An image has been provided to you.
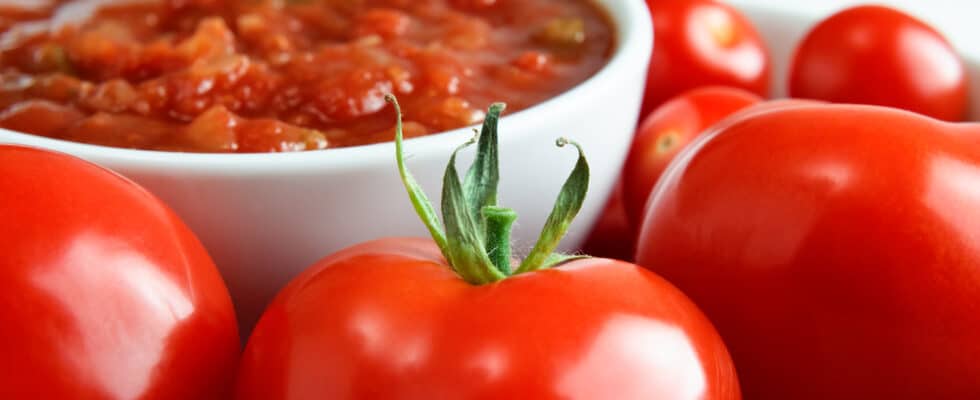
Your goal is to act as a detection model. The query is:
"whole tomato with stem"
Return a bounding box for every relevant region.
[789,5,968,121]
[636,104,980,399]
[236,95,741,399]
[0,146,240,399]
[641,0,771,117]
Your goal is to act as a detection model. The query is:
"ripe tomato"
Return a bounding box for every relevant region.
[237,238,739,399]
[789,5,968,121]
[237,96,741,399]
[0,145,240,399]
[636,104,980,399]
[582,87,760,260]
[641,0,771,117]
[622,86,761,226]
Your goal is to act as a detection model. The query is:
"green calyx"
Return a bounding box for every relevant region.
[386,94,590,285]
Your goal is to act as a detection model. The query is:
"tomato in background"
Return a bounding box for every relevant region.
[582,87,760,261]
[789,5,968,121]
[0,145,240,399]
[623,86,761,227]
[636,104,980,399]
[641,0,771,117]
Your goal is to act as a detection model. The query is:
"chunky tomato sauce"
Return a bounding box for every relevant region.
[0,0,613,152]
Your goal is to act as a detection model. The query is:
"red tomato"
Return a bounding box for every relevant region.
[623,86,761,226]
[583,87,760,260]
[0,145,240,399]
[236,238,739,399]
[641,0,771,117]
[584,97,815,261]
[237,95,740,399]
[636,104,980,399]
[789,5,968,121]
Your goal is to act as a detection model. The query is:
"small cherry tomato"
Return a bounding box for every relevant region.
[641,0,771,117]
[789,5,968,121]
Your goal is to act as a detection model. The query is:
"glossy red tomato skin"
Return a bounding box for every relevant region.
[623,86,761,226]
[636,105,980,399]
[789,5,968,121]
[237,237,740,400]
[641,0,771,117]
[0,145,240,399]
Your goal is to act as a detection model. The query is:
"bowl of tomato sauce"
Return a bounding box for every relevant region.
[0,0,652,331]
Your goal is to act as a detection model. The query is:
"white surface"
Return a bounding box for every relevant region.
[729,0,979,59]
[731,2,980,120]
[0,0,653,333]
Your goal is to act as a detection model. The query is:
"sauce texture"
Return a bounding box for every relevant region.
[0,0,613,152]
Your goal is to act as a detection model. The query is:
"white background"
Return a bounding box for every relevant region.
[728,0,979,59]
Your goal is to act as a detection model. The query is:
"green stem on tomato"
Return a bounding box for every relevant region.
[391,95,449,256]
[440,134,507,284]
[464,103,506,242]
[385,94,591,285]
[515,138,590,274]
[483,205,517,275]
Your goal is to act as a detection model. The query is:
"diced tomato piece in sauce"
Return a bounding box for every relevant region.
[63,113,179,149]
[354,9,412,39]
[0,100,84,137]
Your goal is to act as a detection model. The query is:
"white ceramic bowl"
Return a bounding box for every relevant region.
[0,0,653,331]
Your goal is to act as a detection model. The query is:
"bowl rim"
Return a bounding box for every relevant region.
[0,0,653,174]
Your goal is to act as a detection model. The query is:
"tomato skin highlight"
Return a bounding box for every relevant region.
[636,104,980,399]
[641,0,771,117]
[789,5,968,121]
[236,237,740,400]
[0,145,240,399]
